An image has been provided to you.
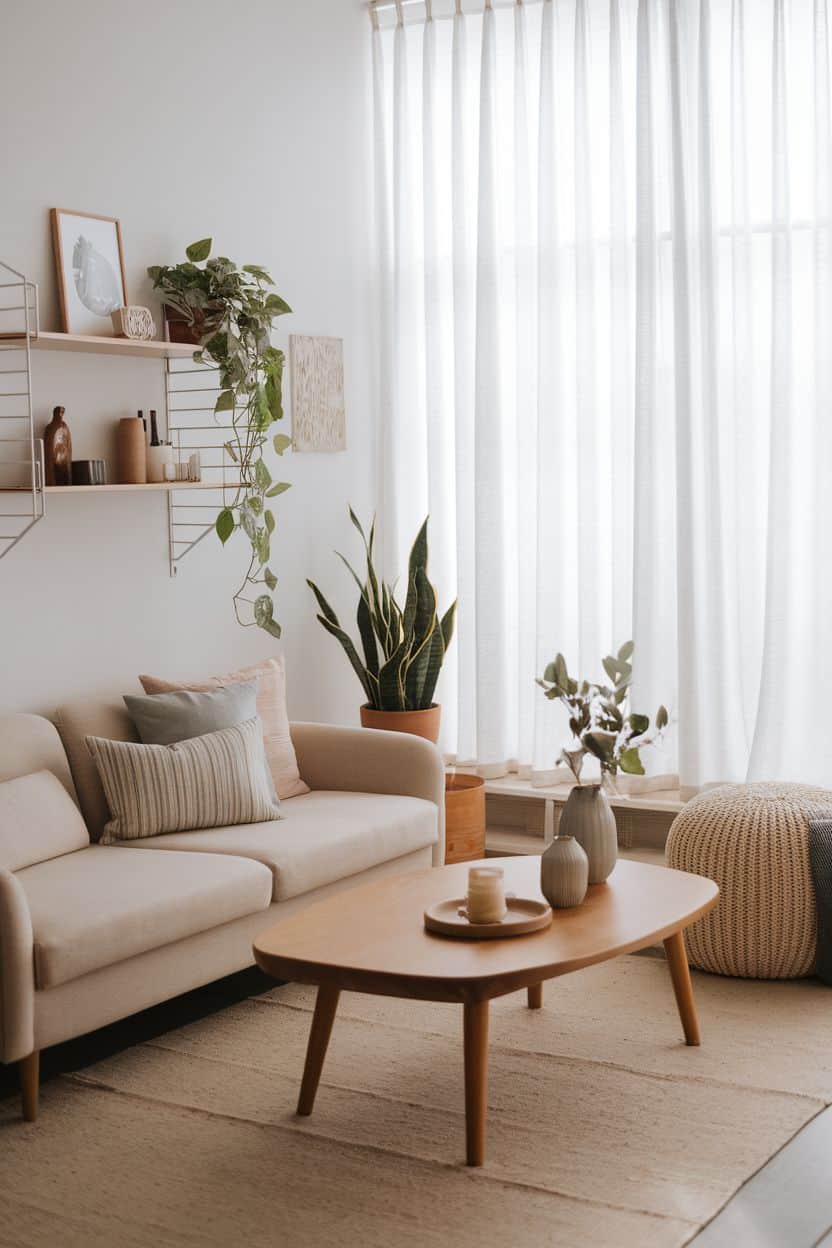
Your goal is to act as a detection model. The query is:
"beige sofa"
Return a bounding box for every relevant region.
[0,698,445,1122]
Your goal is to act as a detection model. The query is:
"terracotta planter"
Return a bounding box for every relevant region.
[359,703,441,743]
[444,774,486,865]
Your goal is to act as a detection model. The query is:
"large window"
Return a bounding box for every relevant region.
[372,0,832,789]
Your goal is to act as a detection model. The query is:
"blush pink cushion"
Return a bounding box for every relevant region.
[139,657,309,800]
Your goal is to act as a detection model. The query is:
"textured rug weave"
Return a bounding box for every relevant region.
[1,955,830,1248]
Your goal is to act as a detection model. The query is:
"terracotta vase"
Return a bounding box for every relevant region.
[444,774,486,865]
[540,835,589,908]
[164,305,221,345]
[359,703,441,743]
[559,783,618,884]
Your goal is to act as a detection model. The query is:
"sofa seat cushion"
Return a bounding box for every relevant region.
[113,790,439,902]
[16,845,273,990]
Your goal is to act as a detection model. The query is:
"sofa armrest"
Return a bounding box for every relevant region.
[0,868,35,1064]
[290,722,445,866]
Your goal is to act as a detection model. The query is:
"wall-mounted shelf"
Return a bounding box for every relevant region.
[0,264,234,575]
[30,331,198,360]
[40,481,239,495]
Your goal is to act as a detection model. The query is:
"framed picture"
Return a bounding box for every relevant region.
[50,208,127,335]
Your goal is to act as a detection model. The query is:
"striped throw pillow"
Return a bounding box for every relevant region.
[87,718,280,844]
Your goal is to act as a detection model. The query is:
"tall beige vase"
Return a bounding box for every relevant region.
[559,784,618,884]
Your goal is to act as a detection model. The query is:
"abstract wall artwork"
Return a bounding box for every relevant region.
[289,334,346,452]
[51,209,127,336]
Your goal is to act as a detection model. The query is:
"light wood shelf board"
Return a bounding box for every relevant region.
[42,481,239,494]
[29,332,198,360]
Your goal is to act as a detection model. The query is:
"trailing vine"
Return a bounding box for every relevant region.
[149,239,292,637]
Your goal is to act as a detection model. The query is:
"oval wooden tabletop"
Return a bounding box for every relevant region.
[253,857,718,1004]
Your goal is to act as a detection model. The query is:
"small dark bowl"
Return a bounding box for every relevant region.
[71,459,107,486]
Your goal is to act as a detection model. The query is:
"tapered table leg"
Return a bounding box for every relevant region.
[527,983,543,1009]
[664,930,701,1046]
[297,984,341,1116]
[463,999,489,1166]
[19,1051,39,1122]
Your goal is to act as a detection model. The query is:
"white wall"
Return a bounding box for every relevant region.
[0,0,376,721]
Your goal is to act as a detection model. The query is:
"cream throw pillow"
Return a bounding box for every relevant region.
[139,656,309,800]
[87,719,280,844]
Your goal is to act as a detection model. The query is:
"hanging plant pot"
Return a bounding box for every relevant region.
[163,304,223,345]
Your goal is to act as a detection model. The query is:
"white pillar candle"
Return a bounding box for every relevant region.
[466,866,507,924]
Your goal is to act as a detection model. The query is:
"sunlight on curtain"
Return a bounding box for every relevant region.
[372,0,832,790]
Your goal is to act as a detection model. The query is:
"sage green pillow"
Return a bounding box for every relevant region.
[124,681,259,747]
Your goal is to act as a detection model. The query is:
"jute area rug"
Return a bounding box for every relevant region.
[1,955,830,1248]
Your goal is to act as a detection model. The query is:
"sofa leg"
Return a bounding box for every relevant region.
[19,1051,39,1122]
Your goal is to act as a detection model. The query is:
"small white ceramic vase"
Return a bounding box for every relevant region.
[540,835,589,909]
[559,783,618,884]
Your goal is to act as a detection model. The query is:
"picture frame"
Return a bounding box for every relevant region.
[50,208,128,336]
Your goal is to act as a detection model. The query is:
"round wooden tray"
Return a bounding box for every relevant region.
[424,896,553,940]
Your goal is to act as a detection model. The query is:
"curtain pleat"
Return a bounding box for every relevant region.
[373,0,832,789]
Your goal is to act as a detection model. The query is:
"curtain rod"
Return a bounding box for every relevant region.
[369,0,537,26]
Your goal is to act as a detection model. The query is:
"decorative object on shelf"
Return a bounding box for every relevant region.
[50,209,127,335]
[423,894,552,940]
[289,334,346,452]
[558,784,618,884]
[667,781,832,979]
[116,413,147,484]
[444,772,486,864]
[146,410,172,483]
[148,238,293,637]
[43,405,72,486]
[71,458,106,486]
[536,642,669,790]
[540,834,589,908]
[110,305,155,340]
[308,511,456,743]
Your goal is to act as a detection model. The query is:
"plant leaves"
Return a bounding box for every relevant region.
[185,238,212,263]
[214,390,235,413]
[264,508,275,534]
[273,433,292,456]
[266,481,291,497]
[617,639,635,662]
[261,617,282,639]
[584,731,616,763]
[620,746,645,775]
[656,704,669,730]
[264,567,277,591]
[215,508,234,545]
[254,594,274,628]
[254,458,272,491]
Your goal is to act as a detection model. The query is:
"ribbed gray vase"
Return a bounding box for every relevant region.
[559,784,617,884]
[540,835,589,909]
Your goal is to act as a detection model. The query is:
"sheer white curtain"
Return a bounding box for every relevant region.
[372,0,832,791]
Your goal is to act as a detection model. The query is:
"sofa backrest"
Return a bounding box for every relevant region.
[0,714,89,867]
[54,697,138,842]
[0,713,78,800]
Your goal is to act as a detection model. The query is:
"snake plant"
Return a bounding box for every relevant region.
[308,511,456,711]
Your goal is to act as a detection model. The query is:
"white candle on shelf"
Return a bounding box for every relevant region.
[466,866,507,924]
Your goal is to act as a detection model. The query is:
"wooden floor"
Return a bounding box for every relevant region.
[691,1104,832,1247]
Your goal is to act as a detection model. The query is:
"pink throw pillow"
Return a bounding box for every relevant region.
[139,656,309,800]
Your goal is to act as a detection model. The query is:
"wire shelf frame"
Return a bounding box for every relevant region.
[0,260,44,560]
[165,355,239,576]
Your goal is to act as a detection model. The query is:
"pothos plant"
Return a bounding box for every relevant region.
[536,641,669,786]
[148,238,292,638]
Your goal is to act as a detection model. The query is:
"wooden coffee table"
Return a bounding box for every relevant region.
[253,857,718,1166]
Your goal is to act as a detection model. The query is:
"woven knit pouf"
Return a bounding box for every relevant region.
[666,782,832,978]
